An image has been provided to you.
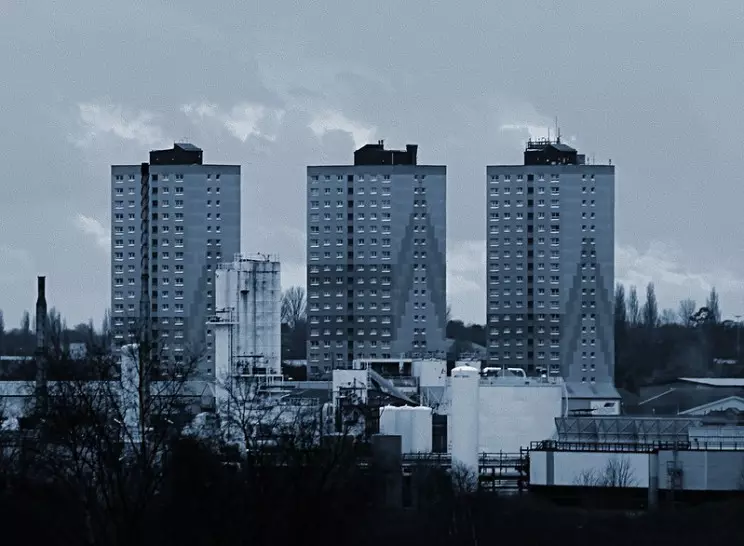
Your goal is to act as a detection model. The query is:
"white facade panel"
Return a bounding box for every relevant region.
[530,451,649,487]
[412,359,447,388]
[478,381,564,453]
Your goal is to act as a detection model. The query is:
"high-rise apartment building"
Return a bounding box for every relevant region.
[486,139,615,387]
[110,143,240,373]
[306,142,447,376]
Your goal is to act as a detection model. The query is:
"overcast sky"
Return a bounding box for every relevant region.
[1,0,744,329]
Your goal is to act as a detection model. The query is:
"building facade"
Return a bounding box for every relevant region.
[306,142,447,376]
[211,254,282,380]
[110,143,241,374]
[485,139,615,384]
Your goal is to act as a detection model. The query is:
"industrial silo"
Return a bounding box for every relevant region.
[451,365,480,477]
[410,406,433,454]
[379,405,399,437]
[396,406,415,454]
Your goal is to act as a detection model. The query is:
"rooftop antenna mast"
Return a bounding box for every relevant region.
[555,116,561,143]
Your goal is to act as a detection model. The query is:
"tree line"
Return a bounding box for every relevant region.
[613,283,741,391]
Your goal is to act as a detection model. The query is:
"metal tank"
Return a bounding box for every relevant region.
[450,365,480,477]
[410,406,433,454]
[379,405,399,437]
[396,406,415,454]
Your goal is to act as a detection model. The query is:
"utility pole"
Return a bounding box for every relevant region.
[736,315,742,364]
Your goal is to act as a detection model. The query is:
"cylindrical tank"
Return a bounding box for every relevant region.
[451,365,480,476]
[396,406,414,454]
[411,406,433,453]
[379,405,399,437]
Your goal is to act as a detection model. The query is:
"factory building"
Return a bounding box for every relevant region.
[486,137,618,411]
[306,141,447,373]
[110,143,241,374]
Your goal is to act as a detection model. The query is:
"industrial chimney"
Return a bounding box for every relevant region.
[35,276,48,415]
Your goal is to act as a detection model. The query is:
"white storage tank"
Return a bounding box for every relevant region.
[379,405,399,437]
[410,406,433,454]
[451,365,480,476]
[396,406,415,454]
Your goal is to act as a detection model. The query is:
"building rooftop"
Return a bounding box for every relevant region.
[150,142,204,166]
[354,140,418,166]
[564,381,621,400]
[679,377,744,388]
[523,138,585,166]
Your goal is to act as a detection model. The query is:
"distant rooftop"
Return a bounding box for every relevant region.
[523,138,585,166]
[150,142,203,166]
[354,140,418,166]
[679,377,744,388]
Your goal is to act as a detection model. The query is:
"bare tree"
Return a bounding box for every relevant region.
[281,286,306,329]
[445,303,452,324]
[627,286,640,326]
[573,468,601,486]
[21,310,30,335]
[602,456,638,487]
[706,287,721,323]
[24,333,202,545]
[614,284,627,325]
[574,456,638,487]
[660,308,677,325]
[642,282,659,329]
[678,298,697,327]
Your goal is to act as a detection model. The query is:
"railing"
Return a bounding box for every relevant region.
[531,440,692,453]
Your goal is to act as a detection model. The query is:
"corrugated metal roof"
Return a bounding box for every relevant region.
[564,381,620,399]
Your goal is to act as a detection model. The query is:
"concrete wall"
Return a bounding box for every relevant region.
[530,449,744,491]
[478,381,564,453]
[657,450,744,491]
[530,451,649,487]
[443,380,564,454]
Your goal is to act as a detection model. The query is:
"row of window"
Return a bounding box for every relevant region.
[309,264,394,273]
[114,186,187,196]
[115,173,221,182]
[114,290,185,299]
[114,277,185,286]
[309,212,397,222]
[309,224,392,234]
[489,173,596,181]
[311,328,393,337]
[309,186,393,196]
[310,174,394,182]
[489,225,561,234]
[488,199,560,208]
[490,352,561,360]
[310,238,394,247]
[310,302,391,311]
[309,200,395,208]
[114,303,184,312]
[113,212,224,222]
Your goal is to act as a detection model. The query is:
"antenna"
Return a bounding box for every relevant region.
[554,116,560,143]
